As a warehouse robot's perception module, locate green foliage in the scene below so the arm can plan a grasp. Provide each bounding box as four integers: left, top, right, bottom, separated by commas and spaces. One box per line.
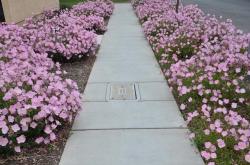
59, 0, 84, 9
59, 0, 129, 8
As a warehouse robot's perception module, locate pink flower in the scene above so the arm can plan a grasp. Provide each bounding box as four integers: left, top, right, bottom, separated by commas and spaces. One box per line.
15, 146, 21, 152
189, 133, 195, 139
50, 133, 56, 141
210, 152, 217, 159
44, 126, 52, 134
1, 126, 9, 134
223, 99, 229, 104
245, 153, 250, 163
35, 137, 44, 144
188, 97, 192, 102
12, 124, 20, 132
210, 124, 215, 130
221, 131, 228, 137
8, 116, 14, 123
180, 86, 188, 95
205, 142, 212, 149
59, 112, 68, 119
231, 103, 237, 109
180, 104, 186, 110
240, 89, 246, 94
214, 120, 221, 127
201, 151, 211, 160
238, 142, 247, 150
30, 122, 37, 128
217, 139, 225, 148
16, 135, 26, 144
204, 129, 210, 135
0, 137, 8, 146
3, 92, 12, 101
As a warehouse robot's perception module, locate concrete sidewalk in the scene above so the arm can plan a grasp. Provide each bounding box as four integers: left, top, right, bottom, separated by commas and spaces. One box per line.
59, 3, 204, 165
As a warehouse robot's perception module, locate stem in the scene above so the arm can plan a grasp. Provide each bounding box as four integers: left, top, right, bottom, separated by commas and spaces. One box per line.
176, 0, 180, 13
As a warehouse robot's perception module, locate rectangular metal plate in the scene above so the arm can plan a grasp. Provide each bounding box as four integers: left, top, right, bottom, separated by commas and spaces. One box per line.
109, 83, 137, 100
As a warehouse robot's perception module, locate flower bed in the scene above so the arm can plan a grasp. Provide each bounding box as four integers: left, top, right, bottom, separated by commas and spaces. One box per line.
71, 0, 114, 19
133, 0, 250, 164
0, 24, 81, 154
22, 0, 114, 60
0, 0, 114, 155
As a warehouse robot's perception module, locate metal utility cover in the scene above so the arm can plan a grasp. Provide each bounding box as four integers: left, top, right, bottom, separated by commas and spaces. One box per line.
109, 83, 137, 100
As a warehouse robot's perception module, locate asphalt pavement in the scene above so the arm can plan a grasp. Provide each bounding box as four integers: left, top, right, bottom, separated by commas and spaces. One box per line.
183, 0, 250, 32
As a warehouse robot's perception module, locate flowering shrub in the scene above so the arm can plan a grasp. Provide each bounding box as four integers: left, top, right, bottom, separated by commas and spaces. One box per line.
0, 24, 26, 52
25, 9, 107, 34
22, 0, 114, 60
0, 0, 114, 154
0, 24, 81, 153
24, 14, 98, 59
134, 0, 175, 23
134, 0, 250, 164
72, 0, 114, 19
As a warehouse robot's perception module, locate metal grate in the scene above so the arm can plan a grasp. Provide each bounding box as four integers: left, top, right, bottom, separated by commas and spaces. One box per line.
109, 83, 137, 100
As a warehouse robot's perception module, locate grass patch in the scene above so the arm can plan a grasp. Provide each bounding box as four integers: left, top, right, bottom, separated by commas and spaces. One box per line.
60, 0, 129, 8
59, 0, 84, 8
112, 0, 129, 2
